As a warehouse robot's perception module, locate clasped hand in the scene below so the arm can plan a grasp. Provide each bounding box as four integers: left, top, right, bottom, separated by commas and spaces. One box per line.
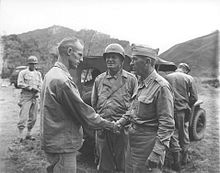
27, 86, 39, 93
112, 121, 122, 134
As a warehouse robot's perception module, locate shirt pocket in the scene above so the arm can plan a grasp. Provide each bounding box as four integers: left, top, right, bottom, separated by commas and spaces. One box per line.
97, 84, 110, 97
24, 73, 32, 82
137, 95, 154, 119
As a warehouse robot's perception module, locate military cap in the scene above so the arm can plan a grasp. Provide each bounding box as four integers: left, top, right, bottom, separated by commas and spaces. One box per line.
178, 63, 191, 73
27, 56, 38, 64
131, 43, 158, 60
103, 43, 125, 60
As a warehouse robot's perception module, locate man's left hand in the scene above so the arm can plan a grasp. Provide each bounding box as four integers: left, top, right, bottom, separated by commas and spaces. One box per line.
146, 151, 161, 169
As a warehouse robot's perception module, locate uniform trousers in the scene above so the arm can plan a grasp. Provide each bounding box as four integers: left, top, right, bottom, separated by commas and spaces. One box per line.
17, 93, 38, 131
45, 152, 77, 173
96, 129, 126, 172
125, 125, 165, 173
175, 110, 190, 152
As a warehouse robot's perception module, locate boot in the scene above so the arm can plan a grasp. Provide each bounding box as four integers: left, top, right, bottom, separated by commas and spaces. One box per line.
25, 129, 35, 140
172, 152, 181, 172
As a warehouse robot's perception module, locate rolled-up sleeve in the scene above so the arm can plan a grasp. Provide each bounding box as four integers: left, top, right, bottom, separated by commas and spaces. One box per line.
153, 86, 175, 155
59, 80, 114, 130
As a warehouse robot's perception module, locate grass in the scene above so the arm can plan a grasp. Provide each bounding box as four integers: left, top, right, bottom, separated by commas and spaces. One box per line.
6, 83, 220, 173
7, 134, 48, 173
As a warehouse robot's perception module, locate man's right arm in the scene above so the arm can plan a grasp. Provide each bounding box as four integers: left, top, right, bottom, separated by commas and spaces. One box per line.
59, 80, 115, 130
17, 71, 26, 88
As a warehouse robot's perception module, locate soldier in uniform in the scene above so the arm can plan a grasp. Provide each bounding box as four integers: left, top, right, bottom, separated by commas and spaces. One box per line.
40, 37, 117, 173
116, 44, 175, 173
91, 43, 138, 172
17, 56, 42, 141
166, 63, 198, 167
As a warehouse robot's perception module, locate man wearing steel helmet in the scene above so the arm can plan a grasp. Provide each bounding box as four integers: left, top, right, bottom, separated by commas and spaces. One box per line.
166, 63, 198, 167
17, 55, 42, 142
115, 44, 175, 173
91, 43, 138, 172
40, 37, 118, 173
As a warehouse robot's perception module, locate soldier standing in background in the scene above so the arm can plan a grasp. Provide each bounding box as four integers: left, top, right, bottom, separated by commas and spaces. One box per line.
91, 43, 138, 172
17, 56, 42, 142
166, 63, 198, 167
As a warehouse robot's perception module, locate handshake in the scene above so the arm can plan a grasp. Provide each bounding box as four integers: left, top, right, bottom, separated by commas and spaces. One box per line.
27, 86, 40, 93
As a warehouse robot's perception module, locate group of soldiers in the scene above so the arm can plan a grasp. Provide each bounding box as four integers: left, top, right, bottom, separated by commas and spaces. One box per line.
16, 36, 198, 173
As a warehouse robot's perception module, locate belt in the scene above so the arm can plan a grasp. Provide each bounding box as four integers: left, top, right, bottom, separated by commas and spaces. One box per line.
132, 123, 158, 132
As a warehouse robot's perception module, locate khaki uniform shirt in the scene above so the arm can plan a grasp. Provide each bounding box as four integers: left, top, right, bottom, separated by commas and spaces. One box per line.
166, 71, 198, 111
17, 68, 42, 100
18, 68, 42, 90
91, 69, 138, 121
121, 70, 175, 155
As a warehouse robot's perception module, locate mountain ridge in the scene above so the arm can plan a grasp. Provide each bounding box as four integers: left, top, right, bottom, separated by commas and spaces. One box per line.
1, 25, 218, 77
160, 30, 219, 77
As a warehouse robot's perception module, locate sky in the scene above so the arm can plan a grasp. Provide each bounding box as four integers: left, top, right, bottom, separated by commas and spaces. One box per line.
0, 0, 220, 53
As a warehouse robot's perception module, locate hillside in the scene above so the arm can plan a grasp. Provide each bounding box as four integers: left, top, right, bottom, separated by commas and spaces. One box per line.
160, 31, 219, 77
1, 25, 130, 77
18, 25, 130, 56
1, 26, 219, 78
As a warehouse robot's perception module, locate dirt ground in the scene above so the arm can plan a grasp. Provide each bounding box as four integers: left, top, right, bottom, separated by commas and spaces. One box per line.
0, 78, 219, 173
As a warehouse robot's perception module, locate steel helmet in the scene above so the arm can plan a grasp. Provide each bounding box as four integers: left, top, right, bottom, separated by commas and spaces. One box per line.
178, 63, 191, 73
103, 43, 125, 60
27, 56, 38, 64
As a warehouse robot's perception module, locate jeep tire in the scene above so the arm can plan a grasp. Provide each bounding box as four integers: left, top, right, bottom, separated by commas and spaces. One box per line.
189, 108, 206, 141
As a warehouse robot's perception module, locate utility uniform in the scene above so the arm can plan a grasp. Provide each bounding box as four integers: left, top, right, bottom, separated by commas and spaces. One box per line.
118, 70, 175, 173
92, 69, 137, 172
166, 70, 198, 153
17, 68, 42, 131
40, 62, 115, 172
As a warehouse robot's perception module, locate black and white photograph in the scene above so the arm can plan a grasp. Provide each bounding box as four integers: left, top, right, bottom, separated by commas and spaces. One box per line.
0, 0, 219, 172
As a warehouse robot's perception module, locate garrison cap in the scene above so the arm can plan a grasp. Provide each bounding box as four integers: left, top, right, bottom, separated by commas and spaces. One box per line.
131, 43, 159, 60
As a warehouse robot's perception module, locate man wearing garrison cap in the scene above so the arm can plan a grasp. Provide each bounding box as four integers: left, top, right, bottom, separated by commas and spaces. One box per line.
115, 44, 175, 172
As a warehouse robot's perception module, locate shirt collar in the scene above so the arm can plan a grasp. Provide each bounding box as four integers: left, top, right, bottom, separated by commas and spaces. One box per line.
139, 70, 157, 87
27, 68, 36, 72
106, 69, 127, 79
54, 62, 72, 79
